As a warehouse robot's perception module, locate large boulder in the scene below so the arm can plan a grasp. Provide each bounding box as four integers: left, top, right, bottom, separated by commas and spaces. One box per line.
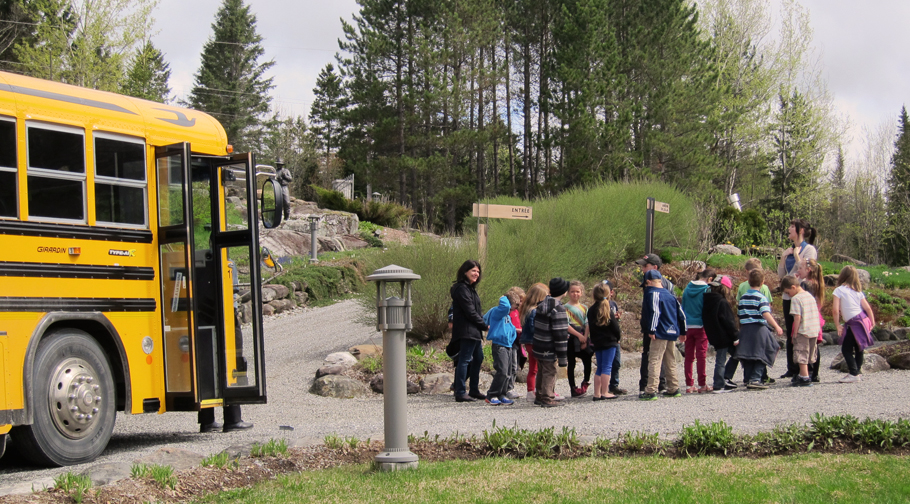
873, 328, 897, 342
887, 353, 910, 370
324, 352, 358, 369
310, 375, 369, 398
261, 286, 278, 303
830, 352, 890, 374
337, 234, 370, 251
420, 373, 454, 394
315, 364, 347, 378
370, 374, 420, 394
857, 268, 872, 288
713, 244, 742, 256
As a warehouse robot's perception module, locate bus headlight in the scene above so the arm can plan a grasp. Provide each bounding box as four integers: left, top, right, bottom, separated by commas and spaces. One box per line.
141, 336, 154, 355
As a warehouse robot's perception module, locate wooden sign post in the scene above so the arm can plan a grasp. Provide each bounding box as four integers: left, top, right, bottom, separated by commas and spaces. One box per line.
472, 203, 533, 263
645, 198, 670, 254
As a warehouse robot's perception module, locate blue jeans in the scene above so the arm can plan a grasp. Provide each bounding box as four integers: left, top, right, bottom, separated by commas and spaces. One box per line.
595, 347, 618, 377
454, 339, 483, 397
741, 359, 765, 384
713, 347, 729, 390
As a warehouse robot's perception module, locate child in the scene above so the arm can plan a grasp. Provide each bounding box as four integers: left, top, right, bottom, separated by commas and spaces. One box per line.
603, 279, 627, 395
681, 267, 716, 393
832, 265, 876, 383
586, 283, 621, 400
565, 280, 593, 397
519, 284, 550, 401
736, 269, 783, 390
532, 278, 570, 407
797, 259, 825, 382
727, 261, 773, 386
702, 275, 739, 393
484, 289, 521, 404
737, 258, 772, 302
780, 275, 820, 387
639, 270, 685, 400
505, 286, 526, 399
635, 253, 675, 396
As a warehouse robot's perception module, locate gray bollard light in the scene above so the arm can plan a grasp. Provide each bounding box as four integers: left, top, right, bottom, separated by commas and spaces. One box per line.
366, 264, 421, 471
308, 215, 319, 264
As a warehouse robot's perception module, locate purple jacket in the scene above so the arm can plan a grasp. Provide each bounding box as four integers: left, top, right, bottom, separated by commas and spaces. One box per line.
840, 311, 874, 350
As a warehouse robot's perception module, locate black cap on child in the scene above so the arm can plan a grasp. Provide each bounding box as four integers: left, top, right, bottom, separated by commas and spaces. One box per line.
549, 277, 569, 297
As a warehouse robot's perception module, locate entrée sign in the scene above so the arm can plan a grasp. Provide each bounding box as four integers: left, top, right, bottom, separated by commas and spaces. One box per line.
472, 203, 533, 220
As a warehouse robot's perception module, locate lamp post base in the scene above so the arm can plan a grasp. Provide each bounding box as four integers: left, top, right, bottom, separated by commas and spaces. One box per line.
373, 449, 418, 472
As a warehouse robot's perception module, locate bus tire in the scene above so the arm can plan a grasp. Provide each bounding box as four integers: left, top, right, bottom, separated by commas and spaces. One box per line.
13, 329, 116, 466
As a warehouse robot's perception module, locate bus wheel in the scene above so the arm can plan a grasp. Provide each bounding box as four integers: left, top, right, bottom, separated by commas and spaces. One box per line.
13, 329, 116, 466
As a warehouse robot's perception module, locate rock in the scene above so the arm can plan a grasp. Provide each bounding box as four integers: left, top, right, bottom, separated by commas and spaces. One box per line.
82, 462, 131, 487
830, 352, 890, 373
268, 299, 295, 314
309, 375, 370, 398
349, 344, 382, 360
713, 244, 742, 255
368, 374, 420, 394
264, 284, 290, 299
893, 328, 910, 340
873, 328, 896, 342
821, 331, 838, 345
261, 286, 278, 303
887, 352, 910, 370
901, 266, 910, 273
824, 274, 838, 287
295, 292, 309, 305
325, 351, 358, 368
291, 281, 304, 292
420, 373, 454, 394
337, 234, 370, 250
261, 304, 275, 316
857, 268, 871, 288
238, 288, 252, 303
677, 260, 707, 272
137, 447, 204, 472
316, 364, 346, 378
515, 368, 528, 383
239, 302, 252, 324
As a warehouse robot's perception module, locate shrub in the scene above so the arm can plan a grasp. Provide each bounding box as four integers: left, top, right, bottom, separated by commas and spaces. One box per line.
251, 438, 288, 457
311, 185, 413, 228
359, 231, 384, 248
677, 420, 736, 456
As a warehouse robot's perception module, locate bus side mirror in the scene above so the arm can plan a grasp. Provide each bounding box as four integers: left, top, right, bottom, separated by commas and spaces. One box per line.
260, 178, 282, 229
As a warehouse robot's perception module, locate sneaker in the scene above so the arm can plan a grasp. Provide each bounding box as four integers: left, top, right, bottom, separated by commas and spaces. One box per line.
723, 379, 738, 389
539, 400, 560, 408
780, 372, 795, 379
839, 374, 859, 383
746, 381, 768, 390
712, 388, 732, 394
499, 396, 514, 405
762, 377, 776, 384
639, 393, 658, 401
506, 390, 520, 399
469, 392, 487, 400
580, 381, 590, 394
527, 391, 537, 401
811, 375, 820, 383
571, 387, 586, 398
455, 394, 477, 402
609, 387, 628, 395
793, 376, 812, 387
485, 397, 502, 405
554, 393, 566, 401
658, 387, 668, 394
663, 389, 682, 398
857, 374, 863, 382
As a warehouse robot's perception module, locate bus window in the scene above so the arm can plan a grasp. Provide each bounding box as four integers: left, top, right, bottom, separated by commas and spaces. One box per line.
94, 134, 148, 227
26, 123, 85, 222
157, 155, 185, 226
0, 117, 15, 218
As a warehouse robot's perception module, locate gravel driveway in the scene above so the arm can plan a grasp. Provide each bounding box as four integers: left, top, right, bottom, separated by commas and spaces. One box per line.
2, 299, 909, 494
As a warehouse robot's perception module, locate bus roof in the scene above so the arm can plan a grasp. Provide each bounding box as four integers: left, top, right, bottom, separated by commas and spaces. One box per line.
0, 71, 229, 155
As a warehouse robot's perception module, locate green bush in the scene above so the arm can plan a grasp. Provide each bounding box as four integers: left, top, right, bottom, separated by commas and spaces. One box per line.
359, 231, 384, 248
311, 185, 413, 228
678, 420, 736, 456
713, 207, 769, 250
271, 262, 365, 304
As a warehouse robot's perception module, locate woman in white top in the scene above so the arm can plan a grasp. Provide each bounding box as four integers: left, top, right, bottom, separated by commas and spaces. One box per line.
777, 219, 818, 379
832, 265, 876, 382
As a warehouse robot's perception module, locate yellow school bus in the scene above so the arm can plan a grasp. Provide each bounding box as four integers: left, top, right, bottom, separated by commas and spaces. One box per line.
0, 71, 283, 466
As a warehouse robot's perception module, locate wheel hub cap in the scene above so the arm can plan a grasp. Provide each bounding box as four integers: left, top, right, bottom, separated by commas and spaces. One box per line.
49, 358, 103, 439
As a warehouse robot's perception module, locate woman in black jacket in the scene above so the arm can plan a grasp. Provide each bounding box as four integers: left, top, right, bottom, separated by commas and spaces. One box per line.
451, 260, 489, 402
703, 275, 739, 393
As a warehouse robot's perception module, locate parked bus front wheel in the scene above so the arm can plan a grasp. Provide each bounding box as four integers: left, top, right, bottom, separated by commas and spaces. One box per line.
13, 329, 116, 466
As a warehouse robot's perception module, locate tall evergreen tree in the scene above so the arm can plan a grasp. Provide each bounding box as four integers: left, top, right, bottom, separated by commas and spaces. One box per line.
188, 0, 274, 151
121, 40, 171, 103
886, 106, 910, 264
309, 63, 346, 164
767, 90, 822, 214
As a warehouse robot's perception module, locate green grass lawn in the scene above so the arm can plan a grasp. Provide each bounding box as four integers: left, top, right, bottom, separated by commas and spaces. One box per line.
200, 454, 910, 504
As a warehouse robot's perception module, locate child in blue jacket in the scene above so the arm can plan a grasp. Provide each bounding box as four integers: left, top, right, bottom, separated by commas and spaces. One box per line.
484, 289, 521, 404
640, 270, 686, 400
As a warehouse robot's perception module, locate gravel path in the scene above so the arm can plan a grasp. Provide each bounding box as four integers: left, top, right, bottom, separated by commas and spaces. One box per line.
2, 299, 909, 494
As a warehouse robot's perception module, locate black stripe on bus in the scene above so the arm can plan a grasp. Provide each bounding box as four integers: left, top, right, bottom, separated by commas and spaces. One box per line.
0, 221, 153, 243
0, 262, 155, 280
0, 297, 156, 312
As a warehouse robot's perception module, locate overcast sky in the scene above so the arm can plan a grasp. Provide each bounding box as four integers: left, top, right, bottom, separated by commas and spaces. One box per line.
152, 0, 909, 162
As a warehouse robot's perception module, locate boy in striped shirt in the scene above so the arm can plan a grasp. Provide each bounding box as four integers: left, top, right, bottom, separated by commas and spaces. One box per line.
736, 269, 783, 390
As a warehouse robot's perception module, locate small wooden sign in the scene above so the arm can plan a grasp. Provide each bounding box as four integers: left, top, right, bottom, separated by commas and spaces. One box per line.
472, 203, 533, 220
655, 201, 670, 214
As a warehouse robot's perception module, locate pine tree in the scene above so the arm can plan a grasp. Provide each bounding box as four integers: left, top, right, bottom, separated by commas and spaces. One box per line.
188, 0, 274, 151
309, 63, 346, 163
886, 106, 910, 264
767, 90, 823, 214
121, 40, 171, 103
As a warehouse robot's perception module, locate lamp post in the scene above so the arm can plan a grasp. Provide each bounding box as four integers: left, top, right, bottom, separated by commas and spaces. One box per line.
366, 264, 420, 471
308, 215, 319, 264
728, 193, 742, 212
